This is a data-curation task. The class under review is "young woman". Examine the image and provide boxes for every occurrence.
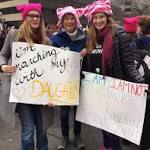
[51,6,86,150]
[82,0,144,150]
[0,3,53,150]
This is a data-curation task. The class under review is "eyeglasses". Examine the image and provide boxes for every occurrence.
[27,14,41,20]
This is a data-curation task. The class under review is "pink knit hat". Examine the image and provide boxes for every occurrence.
[123,16,140,33]
[84,0,112,22]
[16,3,42,20]
[56,6,84,29]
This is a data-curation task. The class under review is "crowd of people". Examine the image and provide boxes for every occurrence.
[0,0,150,150]
[0,23,11,51]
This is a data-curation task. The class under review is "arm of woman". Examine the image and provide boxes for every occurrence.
[116,28,144,83]
[0,29,15,73]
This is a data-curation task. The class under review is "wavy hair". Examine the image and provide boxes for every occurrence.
[16,15,48,45]
[86,16,115,53]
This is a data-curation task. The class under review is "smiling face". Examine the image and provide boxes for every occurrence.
[26,10,41,30]
[92,12,108,31]
[62,13,76,33]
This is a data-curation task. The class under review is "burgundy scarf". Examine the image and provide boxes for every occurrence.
[97,25,113,75]
[31,33,41,44]
[20,33,41,44]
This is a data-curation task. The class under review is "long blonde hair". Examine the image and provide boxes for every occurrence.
[86,17,115,53]
[16,16,48,45]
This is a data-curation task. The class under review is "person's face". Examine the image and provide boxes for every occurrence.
[62,14,76,33]
[92,12,107,31]
[136,26,142,35]
[26,10,41,30]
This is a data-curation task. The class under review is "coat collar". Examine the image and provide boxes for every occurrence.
[57,28,85,41]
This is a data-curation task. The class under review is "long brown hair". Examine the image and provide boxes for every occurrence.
[16,15,48,45]
[86,16,115,53]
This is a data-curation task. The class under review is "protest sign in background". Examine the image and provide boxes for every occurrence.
[9,42,80,105]
[76,71,148,145]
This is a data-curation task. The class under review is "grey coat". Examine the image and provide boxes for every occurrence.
[0,28,54,129]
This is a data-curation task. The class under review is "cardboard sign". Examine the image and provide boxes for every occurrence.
[9,42,81,105]
[76,71,148,145]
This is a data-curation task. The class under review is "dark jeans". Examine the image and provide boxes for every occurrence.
[60,106,81,137]
[17,104,48,150]
[103,130,122,150]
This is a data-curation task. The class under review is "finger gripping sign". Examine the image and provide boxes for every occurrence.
[10,42,80,105]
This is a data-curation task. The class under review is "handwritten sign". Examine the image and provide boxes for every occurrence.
[76,72,148,145]
[9,42,81,105]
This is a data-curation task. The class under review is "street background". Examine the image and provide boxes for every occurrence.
[0,107,140,150]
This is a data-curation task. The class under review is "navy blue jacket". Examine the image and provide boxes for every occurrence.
[51,28,86,52]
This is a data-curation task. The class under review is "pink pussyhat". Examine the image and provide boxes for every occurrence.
[84,0,113,22]
[123,16,140,33]
[16,3,42,20]
[56,6,84,29]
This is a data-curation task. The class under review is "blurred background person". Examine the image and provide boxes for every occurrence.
[46,23,58,37]
[129,15,150,150]
[123,16,140,40]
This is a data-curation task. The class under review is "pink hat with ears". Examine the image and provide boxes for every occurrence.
[56,6,84,29]
[84,0,112,22]
[123,16,140,33]
[16,3,42,20]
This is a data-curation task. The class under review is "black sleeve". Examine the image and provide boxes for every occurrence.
[117,29,145,83]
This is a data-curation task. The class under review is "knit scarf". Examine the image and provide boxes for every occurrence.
[31,33,41,44]
[66,28,78,41]
[19,33,41,44]
[97,25,113,75]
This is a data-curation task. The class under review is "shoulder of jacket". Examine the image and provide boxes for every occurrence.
[112,24,125,36]
[51,34,62,45]
[113,26,128,43]
[51,32,62,40]
[7,27,18,41]
[8,27,17,36]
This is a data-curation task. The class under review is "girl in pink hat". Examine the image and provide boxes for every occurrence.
[123,16,140,41]
[82,0,144,150]
[0,3,53,150]
[51,6,86,150]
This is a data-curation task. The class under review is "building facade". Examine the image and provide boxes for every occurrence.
[1,0,150,26]
[112,0,150,17]
[0,0,93,26]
